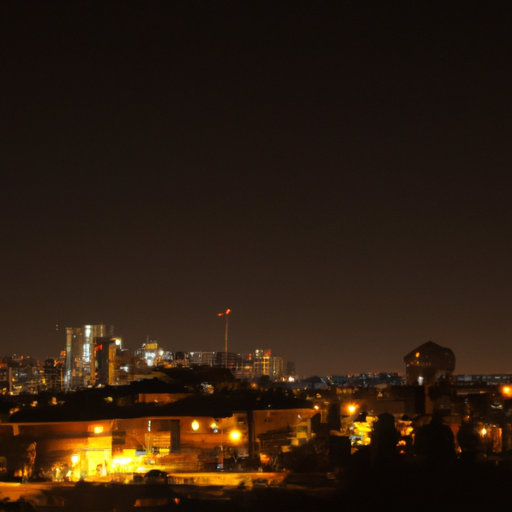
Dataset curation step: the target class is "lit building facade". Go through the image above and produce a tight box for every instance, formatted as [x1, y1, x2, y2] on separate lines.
[65, 324, 114, 390]
[125, 345, 292, 384]
[134, 340, 162, 367]
[271, 356, 285, 380]
[95, 337, 122, 386]
[253, 349, 271, 378]
[188, 351, 217, 366]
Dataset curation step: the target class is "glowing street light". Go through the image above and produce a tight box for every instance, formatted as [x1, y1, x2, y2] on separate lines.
[216, 425, 242, 470]
[229, 429, 241, 442]
[217, 309, 231, 368]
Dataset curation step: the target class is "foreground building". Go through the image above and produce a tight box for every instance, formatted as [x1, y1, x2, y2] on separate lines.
[1, 383, 316, 481]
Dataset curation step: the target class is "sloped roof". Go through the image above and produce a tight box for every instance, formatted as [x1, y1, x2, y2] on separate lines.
[404, 341, 452, 360]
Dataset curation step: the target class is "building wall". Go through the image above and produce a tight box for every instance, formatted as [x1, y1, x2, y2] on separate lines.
[95, 337, 122, 386]
[404, 341, 455, 386]
[65, 325, 114, 389]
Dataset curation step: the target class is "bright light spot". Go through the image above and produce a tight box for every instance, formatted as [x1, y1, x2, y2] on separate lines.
[314, 405, 319, 410]
[113, 457, 132, 466]
[347, 405, 357, 414]
[415, 352, 420, 357]
[481, 428, 487, 436]
[71, 454, 79, 464]
[229, 430, 241, 442]
[93, 426, 103, 434]
[191, 420, 200, 431]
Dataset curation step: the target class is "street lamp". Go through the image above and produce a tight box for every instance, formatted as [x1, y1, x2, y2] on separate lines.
[347, 404, 357, 415]
[213, 421, 242, 470]
[217, 309, 231, 368]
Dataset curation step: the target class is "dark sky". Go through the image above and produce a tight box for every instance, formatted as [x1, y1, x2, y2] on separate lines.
[1, 1, 512, 376]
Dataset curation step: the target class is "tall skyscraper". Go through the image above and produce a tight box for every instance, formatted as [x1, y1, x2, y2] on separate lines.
[253, 349, 271, 378]
[95, 336, 122, 386]
[65, 324, 114, 389]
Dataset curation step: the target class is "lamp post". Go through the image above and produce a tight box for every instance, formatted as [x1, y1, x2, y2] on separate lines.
[217, 309, 231, 368]
[212, 420, 241, 471]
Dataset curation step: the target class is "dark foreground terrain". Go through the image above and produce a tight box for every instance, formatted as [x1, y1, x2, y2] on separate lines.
[1, 461, 510, 512]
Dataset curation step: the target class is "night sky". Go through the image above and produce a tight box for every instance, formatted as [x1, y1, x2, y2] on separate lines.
[2, 1, 512, 376]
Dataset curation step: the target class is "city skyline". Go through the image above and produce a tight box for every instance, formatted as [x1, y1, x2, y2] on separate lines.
[2, 2, 512, 377]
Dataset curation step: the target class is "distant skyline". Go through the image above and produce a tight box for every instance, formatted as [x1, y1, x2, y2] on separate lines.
[2, 2, 512, 377]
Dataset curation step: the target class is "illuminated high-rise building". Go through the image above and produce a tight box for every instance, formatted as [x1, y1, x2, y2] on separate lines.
[65, 324, 114, 389]
[253, 349, 272, 378]
[271, 356, 285, 380]
[95, 336, 122, 386]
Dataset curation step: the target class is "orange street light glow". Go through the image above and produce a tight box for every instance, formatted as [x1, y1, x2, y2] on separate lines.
[229, 430, 241, 442]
